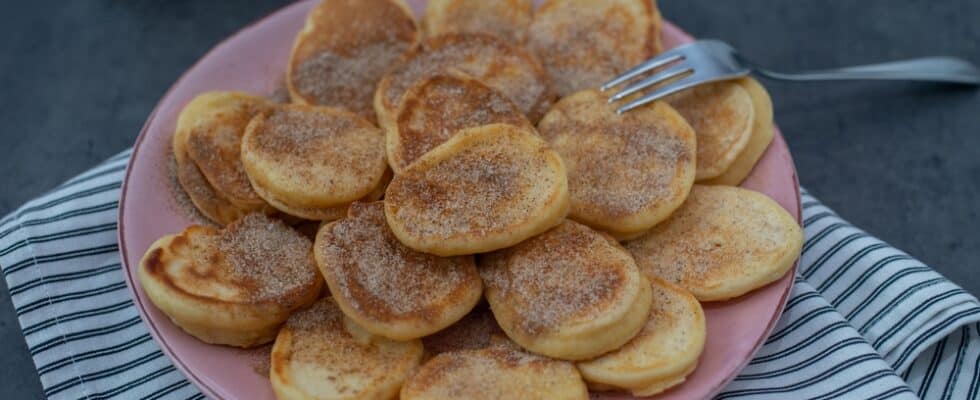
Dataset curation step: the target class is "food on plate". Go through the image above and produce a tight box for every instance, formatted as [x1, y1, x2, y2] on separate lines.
[172, 91, 274, 224]
[314, 202, 482, 340]
[537, 89, 696, 240]
[702, 77, 776, 186]
[577, 277, 706, 396]
[627, 185, 804, 301]
[287, 0, 419, 122]
[480, 220, 652, 360]
[664, 80, 756, 181]
[387, 70, 533, 173]
[374, 33, 553, 131]
[138, 214, 322, 347]
[384, 123, 569, 256]
[400, 339, 589, 400]
[270, 297, 423, 400]
[423, 0, 532, 43]
[527, 0, 663, 97]
[241, 104, 388, 221]
[146, 1, 803, 397]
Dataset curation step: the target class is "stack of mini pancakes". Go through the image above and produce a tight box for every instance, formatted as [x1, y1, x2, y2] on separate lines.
[141, 1, 804, 399]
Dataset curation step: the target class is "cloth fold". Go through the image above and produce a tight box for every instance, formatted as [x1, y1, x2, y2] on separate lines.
[1, 151, 978, 399]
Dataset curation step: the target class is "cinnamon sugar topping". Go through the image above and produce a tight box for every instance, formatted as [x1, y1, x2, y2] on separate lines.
[219, 214, 318, 304]
[481, 221, 628, 335]
[317, 202, 477, 318]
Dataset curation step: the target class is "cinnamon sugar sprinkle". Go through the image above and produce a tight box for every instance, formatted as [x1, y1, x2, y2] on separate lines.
[481, 222, 626, 335]
[396, 73, 530, 168]
[219, 214, 318, 304]
[294, 40, 410, 120]
[318, 202, 476, 317]
[384, 34, 550, 121]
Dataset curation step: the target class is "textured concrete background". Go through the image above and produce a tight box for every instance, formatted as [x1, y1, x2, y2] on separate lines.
[1, 1, 978, 397]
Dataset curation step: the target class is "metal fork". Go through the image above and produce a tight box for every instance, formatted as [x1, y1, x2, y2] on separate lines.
[602, 39, 980, 114]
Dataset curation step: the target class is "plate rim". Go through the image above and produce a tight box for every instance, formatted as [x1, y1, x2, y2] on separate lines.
[117, 2, 801, 398]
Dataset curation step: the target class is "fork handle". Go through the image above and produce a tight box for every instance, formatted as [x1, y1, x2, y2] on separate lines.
[754, 57, 980, 85]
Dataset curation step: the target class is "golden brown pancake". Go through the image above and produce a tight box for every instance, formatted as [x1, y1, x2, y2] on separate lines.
[537, 89, 697, 239]
[172, 125, 249, 226]
[388, 70, 533, 173]
[180, 92, 272, 211]
[702, 78, 775, 186]
[138, 214, 323, 347]
[241, 104, 388, 216]
[665, 80, 756, 181]
[314, 202, 482, 340]
[480, 220, 652, 360]
[626, 185, 804, 301]
[528, 0, 662, 97]
[400, 340, 589, 400]
[374, 33, 553, 131]
[423, 0, 533, 43]
[287, 0, 419, 122]
[270, 297, 423, 400]
[577, 277, 706, 396]
[384, 123, 569, 256]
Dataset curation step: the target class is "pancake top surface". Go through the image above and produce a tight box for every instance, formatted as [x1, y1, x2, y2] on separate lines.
[384, 124, 566, 247]
[538, 90, 696, 232]
[288, 0, 418, 120]
[626, 185, 802, 298]
[528, 0, 658, 96]
[423, 0, 533, 43]
[315, 202, 479, 321]
[178, 92, 270, 207]
[665, 80, 755, 179]
[242, 104, 387, 208]
[143, 214, 319, 305]
[377, 33, 552, 124]
[275, 297, 422, 398]
[480, 220, 637, 336]
[390, 71, 532, 172]
[400, 344, 587, 400]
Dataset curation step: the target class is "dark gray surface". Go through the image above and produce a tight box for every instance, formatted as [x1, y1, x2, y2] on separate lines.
[0, 1, 978, 398]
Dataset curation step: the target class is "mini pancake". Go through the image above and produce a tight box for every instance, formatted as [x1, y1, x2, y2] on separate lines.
[179, 92, 272, 212]
[314, 202, 482, 340]
[528, 0, 662, 97]
[388, 70, 533, 173]
[400, 340, 589, 400]
[577, 277, 706, 396]
[480, 220, 652, 360]
[665, 80, 756, 181]
[287, 0, 419, 122]
[241, 104, 388, 215]
[138, 214, 323, 347]
[423, 0, 532, 43]
[270, 297, 423, 400]
[172, 123, 248, 226]
[702, 78, 775, 186]
[374, 33, 553, 131]
[384, 123, 569, 256]
[626, 185, 803, 301]
[537, 89, 696, 240]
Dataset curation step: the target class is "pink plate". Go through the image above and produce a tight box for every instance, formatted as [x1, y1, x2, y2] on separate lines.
[118, 1, 801, 399]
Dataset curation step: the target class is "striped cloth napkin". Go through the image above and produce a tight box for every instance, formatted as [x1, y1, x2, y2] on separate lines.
[2, 149, 979, 400]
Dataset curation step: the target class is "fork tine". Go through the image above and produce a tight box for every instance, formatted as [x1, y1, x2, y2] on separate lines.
[615, 76, 703, 114]
[600, 50, 686, 91]
[607, 65, 693, 102]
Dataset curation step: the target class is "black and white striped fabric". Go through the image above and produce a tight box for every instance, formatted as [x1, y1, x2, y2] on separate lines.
[1, 150, 978, 400]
